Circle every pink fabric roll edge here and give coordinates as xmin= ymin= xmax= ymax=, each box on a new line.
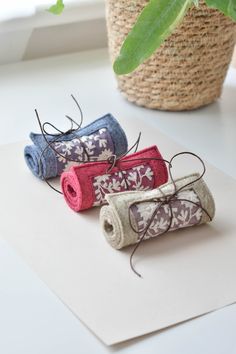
xmin=61 ymin=145 xmax=168 ymax=212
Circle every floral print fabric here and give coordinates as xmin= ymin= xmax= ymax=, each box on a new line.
xmin=52 ymin=128 xmax=114 ymax=174
xmin=93 ymin=165 xmax=154 ymax=206
xmin=130 ymin=189 xmax=202 ymax=241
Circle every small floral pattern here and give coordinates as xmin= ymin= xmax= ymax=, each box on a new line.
xmin=93 ymin=165 xmax=154 ymax=206
xmin=130 ymin=189 xmax=202 ymax=241
xmin=52 ymin=128 xmax=114 ymax=174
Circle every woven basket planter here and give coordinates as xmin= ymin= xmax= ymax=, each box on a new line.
xmin=106 ymin=0 xmax=236 ymax=111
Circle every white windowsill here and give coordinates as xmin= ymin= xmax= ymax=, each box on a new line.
xmin=0 ymin=0 xmax=106 ymax=65
xmin=0 ymin=0 xmax=105 ymax=32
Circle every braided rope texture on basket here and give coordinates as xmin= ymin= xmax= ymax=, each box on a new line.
xmin=106 ymin=0 xmax=236 ymax=111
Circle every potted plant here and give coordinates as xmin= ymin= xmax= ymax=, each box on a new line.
xmin=50 ymin=0 xmax=236 ymax=111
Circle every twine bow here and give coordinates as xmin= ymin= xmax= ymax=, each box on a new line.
xmin=128 ymin=152 xmax=213 ymax=278
xmin=35 ymin=95 xmax=91 ymax=192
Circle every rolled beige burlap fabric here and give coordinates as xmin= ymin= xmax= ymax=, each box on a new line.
xmin=100 ymin=174 xmax=215 ymax=250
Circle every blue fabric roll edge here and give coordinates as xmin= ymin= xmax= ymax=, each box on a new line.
xmin=24 ymin=113 xmax=128 ymax=179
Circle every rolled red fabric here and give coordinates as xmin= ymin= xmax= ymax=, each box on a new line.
xmin=61 ymin=145 xmax=168 ymax=211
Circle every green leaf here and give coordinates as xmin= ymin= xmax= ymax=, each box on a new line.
xmin=113 ymin=0 xmax=192 ymax=75
xmin=205 ymin=0 xmax=236 ymax=21
xmin=48 ymin=0 xmax=65 ymax=15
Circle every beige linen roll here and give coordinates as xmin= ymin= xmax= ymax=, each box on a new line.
xmin=100 ymin=174 xmax=215 ymax=250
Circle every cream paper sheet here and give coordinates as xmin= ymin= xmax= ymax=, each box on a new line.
xmin=0 ymin=125 xmax=236 ymax=345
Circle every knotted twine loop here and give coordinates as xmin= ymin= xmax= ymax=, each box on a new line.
xmin=35 ymin=99 xmax=170 ymax=199
xmin=105 ymin=132 xmax=141 ymax=175
xmin=128 ymin=152 xmax=213 ymax=278
xmin=104 ymin=133 xmax=171 ymax=193
xmin=105 ymin=131 xmax=142 ymax=172
xmin=106 ymin=154 xmax=118 ymax=173
xmin=36 ymin=95 xmax=91 ymax=193
xmin=36 ymin=95 xmax=143 ymax=193
xmin=36 ymin=96 xmax=142 ymax=194
xmin=104 ymin=133 xmax=143 ymax=191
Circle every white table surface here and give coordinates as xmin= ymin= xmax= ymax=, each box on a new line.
xmin=0 ymin=48 xmax=235 ymax=354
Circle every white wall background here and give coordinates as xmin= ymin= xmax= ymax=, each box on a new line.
xmin=0 ymin=0 xmax=106 ymax=65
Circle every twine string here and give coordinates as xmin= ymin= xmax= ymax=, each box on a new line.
xmin=36 ymin=95 xmax=90 ymax=164
xmin=35 ymin=95 xmax=91 ymax=193
xmin=128 ymin=152 xmax=212 ymax=278
xmin=36 ymin=96 xmax=143 ymax=194
xmin=37 ymin=113 xmax=144 ymax=193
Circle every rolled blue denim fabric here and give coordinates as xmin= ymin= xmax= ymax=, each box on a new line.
xmin=24 ymin=114 xmax=128 ymax=179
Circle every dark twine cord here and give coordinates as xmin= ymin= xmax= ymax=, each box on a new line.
xmin=36 ymin=95 xmax=90 ymax=193
xmin=35 ymin=98 xmax=170 ymax=195
xmin=35 ymin=96 xmax=148 ymax=194
xmin=128 ymin=152 xmax=212 ymax=278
